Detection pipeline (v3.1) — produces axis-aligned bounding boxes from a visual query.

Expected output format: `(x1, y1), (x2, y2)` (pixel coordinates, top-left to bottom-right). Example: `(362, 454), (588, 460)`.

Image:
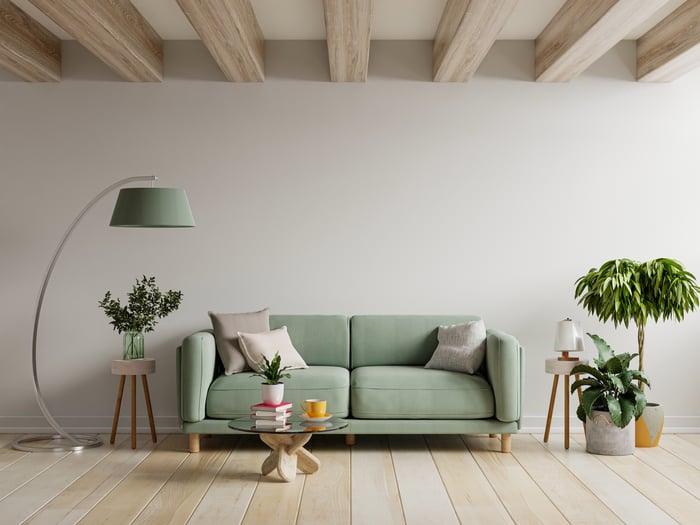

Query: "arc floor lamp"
(13, 176), (195, 452)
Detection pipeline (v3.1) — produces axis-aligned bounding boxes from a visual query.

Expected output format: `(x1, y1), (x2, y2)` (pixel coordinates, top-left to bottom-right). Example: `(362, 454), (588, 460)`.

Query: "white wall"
(2, 40), (700, 434)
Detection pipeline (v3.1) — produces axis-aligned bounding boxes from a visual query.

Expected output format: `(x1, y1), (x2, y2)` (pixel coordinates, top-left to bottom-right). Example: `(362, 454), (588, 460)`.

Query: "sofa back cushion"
(270, 315), (349, 367)
(350, 315), (481, 368)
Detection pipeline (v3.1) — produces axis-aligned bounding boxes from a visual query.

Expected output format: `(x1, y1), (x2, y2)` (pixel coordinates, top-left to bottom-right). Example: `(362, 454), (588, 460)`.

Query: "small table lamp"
(553, 318), (585, 361)
(544, 318), (587, 449)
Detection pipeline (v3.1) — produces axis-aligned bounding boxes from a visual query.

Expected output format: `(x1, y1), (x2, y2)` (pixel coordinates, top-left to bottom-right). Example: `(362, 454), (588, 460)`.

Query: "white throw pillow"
(425, 320), (487, 374)
(238, 326), (308, 373)
(208, 308), (270, 375)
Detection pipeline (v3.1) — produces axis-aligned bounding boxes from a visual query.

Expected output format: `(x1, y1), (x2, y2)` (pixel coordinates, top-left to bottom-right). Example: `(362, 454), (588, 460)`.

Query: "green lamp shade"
(109, 188), (195, 228)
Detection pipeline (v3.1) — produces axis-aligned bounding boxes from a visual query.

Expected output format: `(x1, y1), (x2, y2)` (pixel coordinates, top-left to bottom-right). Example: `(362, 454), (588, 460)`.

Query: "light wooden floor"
(1, 432), (699, 525)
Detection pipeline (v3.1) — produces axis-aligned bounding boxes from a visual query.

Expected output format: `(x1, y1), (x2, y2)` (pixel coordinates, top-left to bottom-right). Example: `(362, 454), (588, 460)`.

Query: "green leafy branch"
(98, 275), (183, 334)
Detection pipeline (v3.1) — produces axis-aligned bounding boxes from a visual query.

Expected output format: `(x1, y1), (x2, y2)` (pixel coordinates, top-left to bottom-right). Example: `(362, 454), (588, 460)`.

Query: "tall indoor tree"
(574, 258), (700, 389)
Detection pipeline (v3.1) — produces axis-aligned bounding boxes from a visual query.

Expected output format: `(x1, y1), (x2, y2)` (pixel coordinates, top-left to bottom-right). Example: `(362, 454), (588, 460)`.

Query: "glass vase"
(123, 331), (144, 360)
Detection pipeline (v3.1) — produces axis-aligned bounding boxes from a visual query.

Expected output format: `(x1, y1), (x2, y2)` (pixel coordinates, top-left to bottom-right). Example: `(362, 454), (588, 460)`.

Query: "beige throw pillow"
(208, 308), (270, 375)
(425, 319), (487, 374)
(238, 326), (308, 373)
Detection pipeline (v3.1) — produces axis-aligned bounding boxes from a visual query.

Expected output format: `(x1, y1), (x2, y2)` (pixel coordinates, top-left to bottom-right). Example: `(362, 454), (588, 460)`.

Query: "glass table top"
(229, 417), (348, 434)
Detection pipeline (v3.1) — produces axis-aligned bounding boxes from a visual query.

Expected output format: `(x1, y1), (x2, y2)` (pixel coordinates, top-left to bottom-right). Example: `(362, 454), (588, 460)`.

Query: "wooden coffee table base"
(259, 433), (320, 482)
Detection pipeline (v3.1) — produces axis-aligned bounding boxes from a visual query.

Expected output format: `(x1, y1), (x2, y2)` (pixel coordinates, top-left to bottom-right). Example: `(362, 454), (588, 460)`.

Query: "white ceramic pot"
(585, 409), (635, 455)
(261, 383), (284, 405)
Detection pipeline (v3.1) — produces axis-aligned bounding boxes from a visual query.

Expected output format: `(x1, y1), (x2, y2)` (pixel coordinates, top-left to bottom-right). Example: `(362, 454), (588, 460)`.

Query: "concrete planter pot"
(261, 383), (284, 405)
(635, 402), (664, 447)
(585, 410), (635, 456)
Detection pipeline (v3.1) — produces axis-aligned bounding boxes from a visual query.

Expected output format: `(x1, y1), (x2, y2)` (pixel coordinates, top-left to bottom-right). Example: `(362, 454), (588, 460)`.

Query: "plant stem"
(637, 323), (646, 391)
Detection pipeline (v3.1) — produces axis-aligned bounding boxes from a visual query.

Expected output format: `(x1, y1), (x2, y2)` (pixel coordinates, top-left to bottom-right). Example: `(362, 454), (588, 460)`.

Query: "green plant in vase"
(571, 334), (648, 455)
(99, 275), (183, 359)
(251, 352), (292, 405)
(574, 258), (700, 446)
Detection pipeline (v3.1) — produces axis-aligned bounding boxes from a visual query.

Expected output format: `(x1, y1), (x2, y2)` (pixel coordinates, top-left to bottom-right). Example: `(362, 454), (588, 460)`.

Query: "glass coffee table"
(228, 417), (348, 482)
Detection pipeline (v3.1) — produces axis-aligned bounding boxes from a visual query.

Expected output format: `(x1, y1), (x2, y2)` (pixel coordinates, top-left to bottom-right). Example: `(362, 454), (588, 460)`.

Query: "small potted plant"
(575, 258), (700, 446)
(251, 352), (292, 405)
(98, 275), (183, 359)
(571, 334), (649, 455)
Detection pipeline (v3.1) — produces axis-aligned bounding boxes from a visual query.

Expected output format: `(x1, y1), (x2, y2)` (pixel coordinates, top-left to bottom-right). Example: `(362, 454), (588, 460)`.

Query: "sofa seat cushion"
(351, 366), (494, 419)
(206, 366), (349, 419)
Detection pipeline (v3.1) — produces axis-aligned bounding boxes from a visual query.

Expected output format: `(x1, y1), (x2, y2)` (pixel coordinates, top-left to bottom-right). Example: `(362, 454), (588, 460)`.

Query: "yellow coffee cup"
(301, 399), (326, 418)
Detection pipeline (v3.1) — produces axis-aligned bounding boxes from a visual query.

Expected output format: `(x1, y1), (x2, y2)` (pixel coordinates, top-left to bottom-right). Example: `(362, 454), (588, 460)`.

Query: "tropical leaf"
(571, 334), (647, 428)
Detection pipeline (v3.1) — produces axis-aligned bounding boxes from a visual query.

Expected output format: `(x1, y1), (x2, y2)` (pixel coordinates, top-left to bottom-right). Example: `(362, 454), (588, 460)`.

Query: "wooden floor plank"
(573, 434), (700, 523)
(635, 440), (700, 498)
(462, 435), (568, 524)
(77, 434), (190, 525)
(0, 435), (27, 470)
(241, 435), (305, 525)
(553, 435), (675, 524)
(679, 434), (700, 448)
(660, 434), (700, 469)
(131, 436), (234, 524)
(351, 435), (405, 525)
(24, 435), (154, 525)
(297, 435), (351, 525)
(427, 435), (512, 524)
(0, 447), (69, 500)
(0, 433), (698, 524)
(510, 434), (622, 524)
(187, 436), (267, 524)
(389, 435), (459, 525)
(0, 434), (123, 524)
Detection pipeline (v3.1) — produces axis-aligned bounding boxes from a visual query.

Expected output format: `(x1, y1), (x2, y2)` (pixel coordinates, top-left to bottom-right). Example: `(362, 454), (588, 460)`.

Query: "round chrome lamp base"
(12, 434), (103, 452)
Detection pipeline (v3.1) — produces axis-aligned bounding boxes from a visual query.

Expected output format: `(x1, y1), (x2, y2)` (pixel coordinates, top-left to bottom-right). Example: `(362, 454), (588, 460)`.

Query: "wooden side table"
(543, 356), (588, 449)
(110, 358), (157, 449)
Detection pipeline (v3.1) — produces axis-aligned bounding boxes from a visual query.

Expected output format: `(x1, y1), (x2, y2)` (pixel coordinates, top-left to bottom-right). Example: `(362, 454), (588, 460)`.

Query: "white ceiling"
(12, 0), (686, 41)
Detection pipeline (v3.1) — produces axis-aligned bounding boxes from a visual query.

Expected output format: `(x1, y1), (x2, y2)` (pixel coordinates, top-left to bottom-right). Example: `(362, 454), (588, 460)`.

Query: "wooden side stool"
(110, 358), (157, 449)
(543, 356), (588, 449)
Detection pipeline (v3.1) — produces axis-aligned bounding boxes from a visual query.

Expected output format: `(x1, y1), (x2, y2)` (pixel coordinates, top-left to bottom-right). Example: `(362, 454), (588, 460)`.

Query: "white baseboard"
(2, 415), (699, 435)
(0, 416), (181, 434)
(520, 415), (700, 434)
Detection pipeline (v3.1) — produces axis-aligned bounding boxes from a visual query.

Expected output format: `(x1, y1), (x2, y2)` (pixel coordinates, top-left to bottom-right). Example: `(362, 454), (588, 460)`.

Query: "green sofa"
(177, 315), (523, 453)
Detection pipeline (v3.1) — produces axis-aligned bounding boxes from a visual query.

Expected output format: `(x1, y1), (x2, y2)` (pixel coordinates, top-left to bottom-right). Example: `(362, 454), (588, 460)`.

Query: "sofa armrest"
(485, 329), (523, 423)
(177, 331), (217, 423)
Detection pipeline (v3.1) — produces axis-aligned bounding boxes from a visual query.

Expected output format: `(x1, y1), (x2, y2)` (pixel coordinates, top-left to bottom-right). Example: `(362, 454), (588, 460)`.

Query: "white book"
(252, 410), (292, 421)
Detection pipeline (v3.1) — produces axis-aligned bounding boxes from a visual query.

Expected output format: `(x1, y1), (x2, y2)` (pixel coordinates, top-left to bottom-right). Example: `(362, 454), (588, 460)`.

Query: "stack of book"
(251, 401), (292, 431)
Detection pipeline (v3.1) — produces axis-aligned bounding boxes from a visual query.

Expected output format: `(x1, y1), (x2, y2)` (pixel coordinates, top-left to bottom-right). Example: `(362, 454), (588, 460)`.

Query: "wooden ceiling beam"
(322, 0), (373, 82)
(27, 0), (162, 82)
(536, 0), (667, 82)
(433, 0), (517, 82)
(0, 0), (60, 81)
(177, 0), (264, 82)
(638, 1), (700, 82)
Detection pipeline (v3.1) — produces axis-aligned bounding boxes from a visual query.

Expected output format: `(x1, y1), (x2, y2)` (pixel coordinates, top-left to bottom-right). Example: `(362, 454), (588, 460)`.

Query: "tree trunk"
(637, 323), (646, 391)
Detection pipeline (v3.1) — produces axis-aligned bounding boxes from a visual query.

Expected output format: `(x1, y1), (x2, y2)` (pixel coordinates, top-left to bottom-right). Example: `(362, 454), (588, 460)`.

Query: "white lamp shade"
(554, 319), (585, 352)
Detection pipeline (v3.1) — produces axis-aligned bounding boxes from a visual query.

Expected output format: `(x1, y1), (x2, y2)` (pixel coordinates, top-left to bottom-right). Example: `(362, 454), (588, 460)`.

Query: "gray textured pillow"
(425, 319), (487, 374)
(208, 308), (270, 375)
(238, 326), (308, 373)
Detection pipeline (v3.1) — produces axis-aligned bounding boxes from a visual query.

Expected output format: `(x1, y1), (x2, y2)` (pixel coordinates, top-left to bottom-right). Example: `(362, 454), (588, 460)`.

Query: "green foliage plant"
(250, 352), (292, 385)
(571, 334), (649, 429)
(98, 275), (183, 334)
(574, 258), (700, 388)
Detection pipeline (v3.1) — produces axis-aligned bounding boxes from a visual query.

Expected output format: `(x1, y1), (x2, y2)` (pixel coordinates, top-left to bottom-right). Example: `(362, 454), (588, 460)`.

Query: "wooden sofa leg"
(345, 434), (356, 446)
(501, 434), (511, 453)
(189, 433), (200, 453)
